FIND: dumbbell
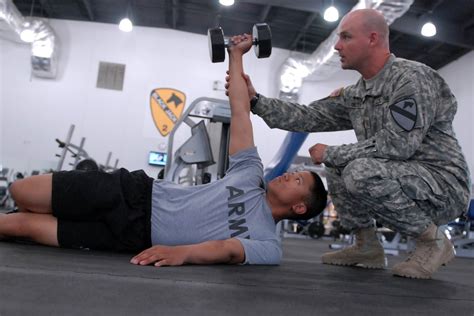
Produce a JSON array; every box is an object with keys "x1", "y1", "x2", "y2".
[{"x1": 208, "y1": 23, "x2": 272, "y2": 63}]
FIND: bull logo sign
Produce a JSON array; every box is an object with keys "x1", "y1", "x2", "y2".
[{"x1": 150, "y1": 88, "x2": 186, "y2": 136}]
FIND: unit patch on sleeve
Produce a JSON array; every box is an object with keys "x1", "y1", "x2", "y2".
[{"x1": 389, "y1": 98, "x2": 417, "y2": 132}]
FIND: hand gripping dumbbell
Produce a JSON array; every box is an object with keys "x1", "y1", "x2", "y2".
[{"x1": 207, "y1": 23, "x2": 272, "y2": 63}]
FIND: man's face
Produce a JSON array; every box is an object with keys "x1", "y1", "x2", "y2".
[
  {"x1": 334, "y1": 14, "x2": 370, "y2": 71},
  {"x1": 267, "y1": 171, "x2": 314, "y2": 206}
]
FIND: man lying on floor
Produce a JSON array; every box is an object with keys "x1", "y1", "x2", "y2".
[{"x1": 0, "y1": 34, "x2": 327, "y2": 267}]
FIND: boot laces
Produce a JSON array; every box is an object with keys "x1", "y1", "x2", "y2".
[{"x1": 405, "y1": 240, "x2": 436, "y2": 265}]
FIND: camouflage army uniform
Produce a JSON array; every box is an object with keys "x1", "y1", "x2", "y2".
[{"x1": 253, "y1": 54, "x2": 471, "y2": 236}]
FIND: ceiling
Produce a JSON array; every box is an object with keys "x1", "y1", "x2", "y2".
[{"x1": 11, "y1": 0, "x2": 474, "y2": 70}]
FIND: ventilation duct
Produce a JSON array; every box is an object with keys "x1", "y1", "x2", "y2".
[
  {"x1": 277, "y1": 0, "x2": 414, "y2": 101},
  {"x1": 0, "y1": 0, "x2": 58, "y2": 78},
  {"x1": 0, "y1": 0, "x2": 23, "y2": 32}
]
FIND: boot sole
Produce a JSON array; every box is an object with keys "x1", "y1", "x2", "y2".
[
  {"x1": 393, "y1": 257, "x2": 454, "y2": 280},
  {"x1": 322, "y1": 260, "x2": 386, "y2": 269},
  {"x1": 393, "y1": 273, "x2": 431, "y2": 280}
]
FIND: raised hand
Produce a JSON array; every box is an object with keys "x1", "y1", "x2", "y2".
[{"x1": 227, "y1": 33, "x2": 253, "y2": 55}]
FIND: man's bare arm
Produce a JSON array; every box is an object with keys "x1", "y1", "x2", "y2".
[
  {"x1": 227, "y1": 34, "x2": 254, "y2": 156},
  {"x1": 130, "y1": 238, "x2": 245, "y2": 266}
]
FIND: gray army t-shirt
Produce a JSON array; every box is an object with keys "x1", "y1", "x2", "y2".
[{"x1": 150, "y1": 147, "x2": 282, "y2": 265}]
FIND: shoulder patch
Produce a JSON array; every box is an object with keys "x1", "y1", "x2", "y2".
[{"x1": 389, "y1": 98, "x2": 417, "y2": 132}]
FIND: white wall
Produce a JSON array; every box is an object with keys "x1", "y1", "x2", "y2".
[
  {"x1": 438, "y1": 51, "x2": 474, "y2": 181},
  {"x1": 0, "y1": 38, "x2": 3, "y2": 171},
  {"x1": 0, "y1": 19, "x2": 290, "y2": 176}
]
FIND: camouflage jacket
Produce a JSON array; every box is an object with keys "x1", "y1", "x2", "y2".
[{"x1": 253, "y1": 55, "x2": 471, "y2": 200}]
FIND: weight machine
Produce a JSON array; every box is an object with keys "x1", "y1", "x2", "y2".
[{"x1": 164, "y1": 97, "x2": 231, "y2": 185}]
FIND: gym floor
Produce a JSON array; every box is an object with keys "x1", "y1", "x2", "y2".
[{"x1": 0, "y1": 230, "x2": 473, "y2": 315}]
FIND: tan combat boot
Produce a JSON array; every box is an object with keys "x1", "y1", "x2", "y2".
[
  {"x1": 321, "y1": 227, "x2": 386, "y2": 269},
  {"x1": 392, "y1": 224, "x2": 455, "y2": 279}
]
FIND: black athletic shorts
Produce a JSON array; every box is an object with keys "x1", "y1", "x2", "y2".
[{"x1": 52, "y1": 168, "x2": 154, "y2": 252}]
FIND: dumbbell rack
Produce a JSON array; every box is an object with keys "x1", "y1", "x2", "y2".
[
  {"x1": 55, "y1": 124, "x2": 90, "y2": 171},
  {"x1": 55, "y1": 124, "x2": 119, "y2": 172}
]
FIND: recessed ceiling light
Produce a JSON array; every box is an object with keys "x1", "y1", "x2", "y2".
[
  {"x1": 119, "y1": 18, "x2": 133, "y2": 32},
  {"x1": 324, "y1": 6, "x2": 339, "y2": 22},
  {"x1": 219, "y1": 0, "x2": 234, "y2": 7},
  {"x1": 421, "y1": 21, "x2": 436, "y2": 37}
]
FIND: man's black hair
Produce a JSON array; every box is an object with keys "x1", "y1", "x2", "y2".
[{"x1": 287, "y1": 171, "x2": 328, "y2": 221}]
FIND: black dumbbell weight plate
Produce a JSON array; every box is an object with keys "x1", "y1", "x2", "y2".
[
  {"x1": 252, "y1": 23, "x2": 272, "y2": 59},
  {"x1": 208, "y1": 27, "x2": 226, "y2": 63}
]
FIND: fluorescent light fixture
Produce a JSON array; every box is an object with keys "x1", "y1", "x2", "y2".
[
  {"x1": 219, "y1": 0, "x2": 234, "y2": 6},
  {"x1": 324, "y1": 6, "x2": 339, "y2": 22},
  {"x1": 119, "y1": 18, "x2": 133, "y2": 32},
  {"x1": 421, "y1": 21, "x2": 436, "y2": 37}
]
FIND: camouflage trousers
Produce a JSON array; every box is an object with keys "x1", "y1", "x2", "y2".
[{"x1": 325, "y1": 158, "x2": 468, "y2": 237}]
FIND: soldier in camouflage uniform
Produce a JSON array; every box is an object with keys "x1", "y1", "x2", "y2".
[{"x1": 228, "y1": 9, "x2": 471, "y2": 279}]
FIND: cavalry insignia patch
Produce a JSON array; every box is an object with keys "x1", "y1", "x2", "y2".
[
  {"x1": 389, "y1": 98, "x2": 417, "y2": 132},
  {"x1": 150, "y1": 88, "x2": 186, "y2": 136}
]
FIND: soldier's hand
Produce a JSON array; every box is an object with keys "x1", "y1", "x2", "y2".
[
  {"x1": 225, "y1": 71, "x2": 256, "y2": 98},
  {"x1": 308, "y1": 143, "x2": 328, "y2": 165}
]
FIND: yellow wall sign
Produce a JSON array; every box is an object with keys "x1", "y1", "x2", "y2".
[{"x1": 150, "y1": 88, "x2": 186, "y2": 136}]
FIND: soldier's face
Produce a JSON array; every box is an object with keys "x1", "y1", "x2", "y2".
[
  {"x1": 335, "y1": 15, "x2": 370, "y2": 71},
  {"x1": 267, "y1": 171, "x2": 314, "y2": 206}
]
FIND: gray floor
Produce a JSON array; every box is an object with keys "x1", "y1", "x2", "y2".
[{"x1": 0, "y1": 237, "x2": 473, "y2": 316}]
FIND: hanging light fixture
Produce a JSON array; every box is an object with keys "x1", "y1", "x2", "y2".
[
  {"x1": 119, "y1": 1, "x2": 133, "y2": 32},
  {"x1": 20, "y1": 0, "x2": 36, "y2": 42},
  {"x1": 119, "y1": 17, "x2": 133, "y2": 32},
  {"x1": 20, "y1": 23, "x2": 35, "y2": 42},
  {"x1": 219, "y1": 0, "x2": 235, "y2": 6},
  {"x1": 324, "y1": 0, "x2": 339, "y2": 22},
  {"x1": 421, "y1": 21, "x2": 436, "y2": 37}
]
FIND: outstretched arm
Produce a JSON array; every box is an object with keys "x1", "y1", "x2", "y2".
[
  {"x1": 227, "y1": 34, "x2": 254, "y2": 156},
  {"x1": 130, "y1": 238, "x2": 245, "y2": 266}
]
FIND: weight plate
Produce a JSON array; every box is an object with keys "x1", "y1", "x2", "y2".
[
  {"x1": 208, "y1": 27, "x2": 226, "y2": 63},
  {"x1": 252, "y1": 23, "x2": 272, "y2": 59}
]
